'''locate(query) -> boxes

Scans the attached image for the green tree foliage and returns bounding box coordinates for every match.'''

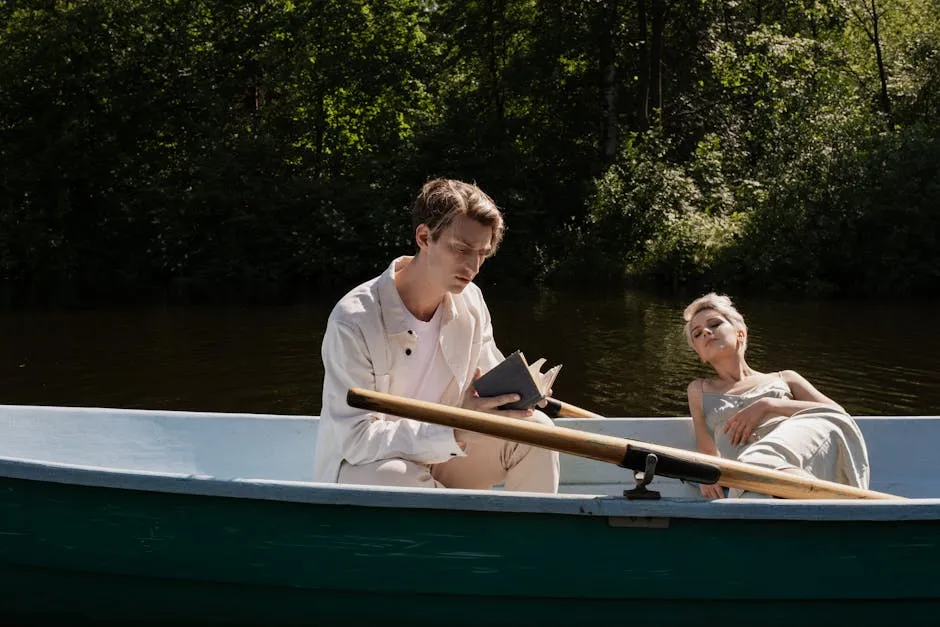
[1,0,435,301]
[569,0,940,296]
[0,0,937,303]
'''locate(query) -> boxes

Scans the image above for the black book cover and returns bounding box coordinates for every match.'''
[472,350,561,410]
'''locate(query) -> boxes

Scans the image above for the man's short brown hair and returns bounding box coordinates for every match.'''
[411,179,505,255]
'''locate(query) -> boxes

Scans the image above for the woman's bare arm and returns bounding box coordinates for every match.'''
[688,379,726,499]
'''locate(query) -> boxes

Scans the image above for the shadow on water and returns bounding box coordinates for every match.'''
[1,288,938,417]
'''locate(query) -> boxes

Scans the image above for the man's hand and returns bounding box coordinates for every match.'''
[455,368,538,449]
[460,368,536,419]
[535,388,553,409]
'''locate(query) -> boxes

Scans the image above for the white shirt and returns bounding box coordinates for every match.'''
[313,256,506,483]
[397,293,452,404]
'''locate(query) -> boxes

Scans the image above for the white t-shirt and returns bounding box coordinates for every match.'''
[399,299,453,404]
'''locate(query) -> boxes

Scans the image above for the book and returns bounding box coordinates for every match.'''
[472,350,563,410]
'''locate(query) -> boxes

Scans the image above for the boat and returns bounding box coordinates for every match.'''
[1,400,938,626]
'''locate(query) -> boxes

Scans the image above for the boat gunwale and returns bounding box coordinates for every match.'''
[1,454,937,523]
[4,402,939,423]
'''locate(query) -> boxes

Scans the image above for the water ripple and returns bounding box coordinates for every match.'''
[1,292,938,417]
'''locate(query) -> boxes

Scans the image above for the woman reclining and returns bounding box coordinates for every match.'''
[683,292,871,499]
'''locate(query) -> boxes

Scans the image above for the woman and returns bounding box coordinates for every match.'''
[683,292,870,498]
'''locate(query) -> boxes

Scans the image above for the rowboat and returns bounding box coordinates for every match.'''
[1,400,938,626]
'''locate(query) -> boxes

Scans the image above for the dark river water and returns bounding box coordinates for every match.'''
[1,289,938,418]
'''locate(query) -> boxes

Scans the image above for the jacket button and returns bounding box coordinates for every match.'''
[405,348,412,356]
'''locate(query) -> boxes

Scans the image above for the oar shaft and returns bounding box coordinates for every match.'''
[349,388,628,465]
[346,388,901,500]
[543,398,604,419]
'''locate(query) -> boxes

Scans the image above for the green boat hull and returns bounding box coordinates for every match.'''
[1,475,938,626]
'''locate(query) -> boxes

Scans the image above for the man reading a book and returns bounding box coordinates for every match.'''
[314,178,560,493]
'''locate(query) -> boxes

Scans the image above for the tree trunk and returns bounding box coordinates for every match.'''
[314,92,324,178]
[849,0,892,119]
[870,0,892,117]
[486,0,506,138]
[600,0,620,161]
[636,0,649,129]
[649,0,665,122]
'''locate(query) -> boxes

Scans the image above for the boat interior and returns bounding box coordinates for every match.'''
[1,404,936,500]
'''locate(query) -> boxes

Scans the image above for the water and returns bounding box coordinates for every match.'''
[1,289,938,417]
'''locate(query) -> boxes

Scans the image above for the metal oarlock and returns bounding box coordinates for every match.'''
[618,445,722,500]
[623,453,661,500]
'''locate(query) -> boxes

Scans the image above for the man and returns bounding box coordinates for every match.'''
[314,178,560,492]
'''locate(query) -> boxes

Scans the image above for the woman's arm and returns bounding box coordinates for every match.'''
[723,370,847,445]
[778,369,846,413]
[687,380,720,456]
[687,380,724,499]
[753,370,846,418]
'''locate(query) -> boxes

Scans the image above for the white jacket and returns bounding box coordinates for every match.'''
[313,256,506,483]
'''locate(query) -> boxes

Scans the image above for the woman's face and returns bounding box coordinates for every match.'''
[689,308,743,362]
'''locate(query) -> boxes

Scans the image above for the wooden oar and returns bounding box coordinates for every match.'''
[346,387,902,500]
[542,397,603,419]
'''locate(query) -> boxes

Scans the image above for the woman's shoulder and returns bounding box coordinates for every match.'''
[776,369,805,384]
[686,378,708,398]
[686,379,709,419]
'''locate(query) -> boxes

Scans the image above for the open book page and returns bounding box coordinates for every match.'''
[474,350,563,410]
[525,356,563,396]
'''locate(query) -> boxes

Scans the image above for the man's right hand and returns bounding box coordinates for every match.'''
[460,367,535,419]
[455,368,538,450]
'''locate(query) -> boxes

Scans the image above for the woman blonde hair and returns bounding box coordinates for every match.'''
[682,292,748,353]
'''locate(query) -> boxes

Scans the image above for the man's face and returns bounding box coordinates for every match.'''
[419,215,495,294]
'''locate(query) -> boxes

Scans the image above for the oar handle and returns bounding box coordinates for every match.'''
[543,398,604,419]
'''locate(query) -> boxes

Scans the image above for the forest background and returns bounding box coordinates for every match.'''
[1,0,938,306]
